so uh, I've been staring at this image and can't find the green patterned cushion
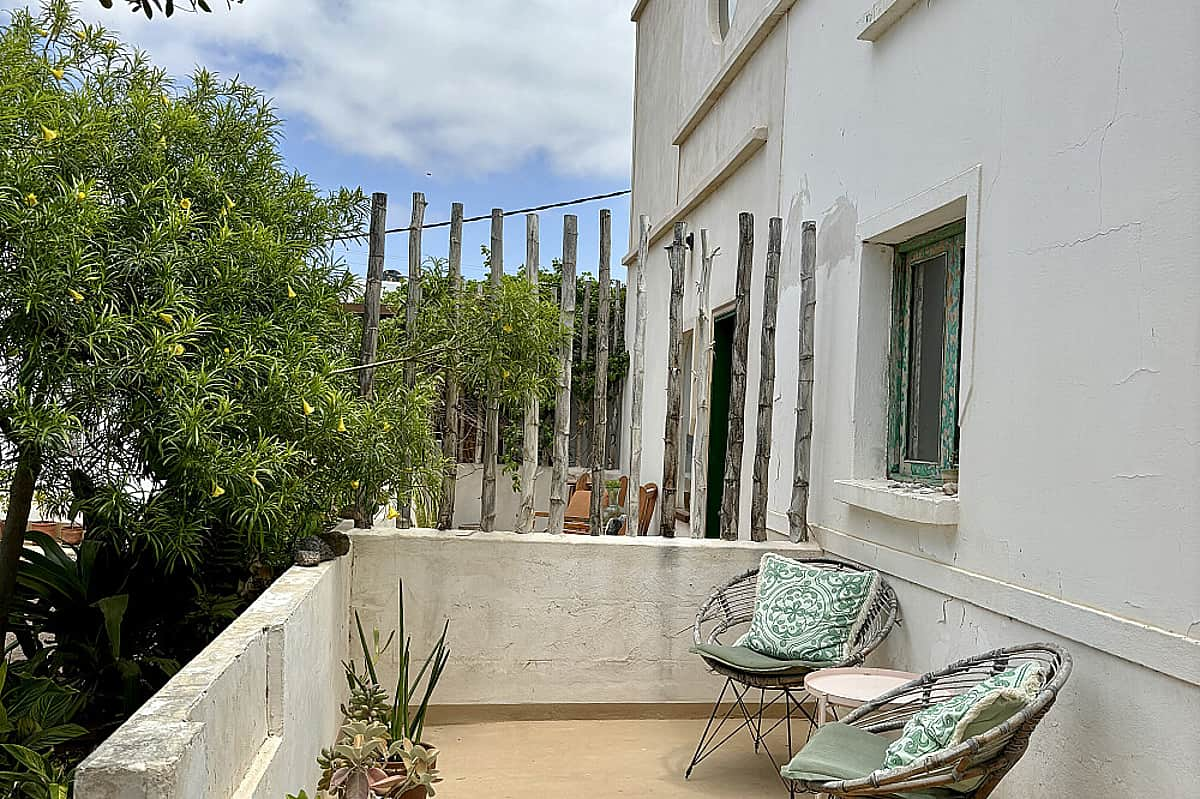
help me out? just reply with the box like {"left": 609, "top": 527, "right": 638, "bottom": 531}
{"left": 690, "top": 643, "right": 824, "bottom": 674}
{"left": 883, "top": 662, "right": 1046, "bottom": 774}
{"left": 736, "top": 553, "right": 880, "bottom": 663}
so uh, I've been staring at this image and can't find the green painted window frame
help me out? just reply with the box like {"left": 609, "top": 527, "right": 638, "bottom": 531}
{"left": 887, "top": 220, "right": 965, "bottom": 483}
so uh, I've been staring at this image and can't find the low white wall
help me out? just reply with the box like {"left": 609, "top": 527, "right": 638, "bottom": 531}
{"left": 347, "top": 528, "right": 820, "bottom": 706}
{"left": 75, "top": 559, "right": 349, "bottom": 799}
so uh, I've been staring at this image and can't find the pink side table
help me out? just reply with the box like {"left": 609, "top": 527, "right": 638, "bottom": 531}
{"left": 804, "top": 667, "right": 920, "bottom": 725}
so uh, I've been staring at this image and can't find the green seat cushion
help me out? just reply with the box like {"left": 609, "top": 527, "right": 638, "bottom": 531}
{"left": 737, "top": 553, "right": 880, "bottom": 663}
{"left": 690, "top": 643, "right": 821, "bottom": 674}
{"left": 781, "top": 723, "right": 963, "bottom": 799}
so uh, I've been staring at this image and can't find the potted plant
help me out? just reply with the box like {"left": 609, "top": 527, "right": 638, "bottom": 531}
{"left": 293, "top": 580, "right": 450, "bottom": 799}
{"left": 604, "top": 479, "right": 621, "bottom": 507}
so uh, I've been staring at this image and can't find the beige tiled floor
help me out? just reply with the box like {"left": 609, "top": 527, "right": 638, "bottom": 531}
{"left": 423, "top": 716, "right": 807, "bottom": 798}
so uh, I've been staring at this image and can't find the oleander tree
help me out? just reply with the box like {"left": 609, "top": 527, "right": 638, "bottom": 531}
{"left": 0, "top": 0, "right": 440, "bottom": 645}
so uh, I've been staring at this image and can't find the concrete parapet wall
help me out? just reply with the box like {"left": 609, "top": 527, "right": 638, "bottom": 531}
{"left": 76, "top": 559, "right": 349, "bottom": 799}
{"left": 346, "top": 528, "right": 820, "bottom": 706}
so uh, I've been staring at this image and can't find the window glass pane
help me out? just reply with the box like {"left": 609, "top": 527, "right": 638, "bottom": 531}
{"left": 906, "top": 252, "right": 947, "bottom": 463}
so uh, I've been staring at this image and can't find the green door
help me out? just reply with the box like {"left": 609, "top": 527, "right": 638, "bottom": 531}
{"left": 706, "top": 314, "right": 735, "bottom": 539}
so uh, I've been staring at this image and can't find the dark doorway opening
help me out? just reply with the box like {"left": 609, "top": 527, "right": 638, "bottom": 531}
{"left": 705, "top": 313, "right": 735, "bottom": 539}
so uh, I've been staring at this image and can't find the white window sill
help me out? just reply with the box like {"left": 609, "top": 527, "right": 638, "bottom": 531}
{"left": 833, "top": 479, "right": 959, "bottom": 526}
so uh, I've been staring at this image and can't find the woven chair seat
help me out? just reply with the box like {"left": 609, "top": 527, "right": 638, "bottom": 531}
{"left": 785, "top": 643, "right": 1072, "bottom": 799}
{"left": 690, "top": 643, "right": 824, "bottom": 675}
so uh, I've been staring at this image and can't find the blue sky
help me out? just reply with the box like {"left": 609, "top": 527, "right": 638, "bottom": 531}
{"left": 9, "top": 0, "right": 634, "bottom": 280}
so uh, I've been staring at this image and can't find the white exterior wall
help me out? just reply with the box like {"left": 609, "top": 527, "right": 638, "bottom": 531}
{"left": 626, "top": 0, "right": 1200, "bottom": 794}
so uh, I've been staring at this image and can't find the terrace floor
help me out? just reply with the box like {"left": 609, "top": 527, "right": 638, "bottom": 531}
{"left": 424, "top": 715, "right": 810, "bottom": 798}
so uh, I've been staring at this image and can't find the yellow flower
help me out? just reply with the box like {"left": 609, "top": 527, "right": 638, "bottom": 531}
{"left": 223, "top": 347, "right": 230, "bottom": 354}
{"left": 75, "top": 190, "right": 86, "bottom": 201}
{"left": 41, "top": 126, "right": 58, "bottom": 143}
{"left": 68, "top": 288, "right": 84, "bottom": 302}
{"left": 158, "top": 312, "right": 174, "bottom": 325}
{"left": 224, "top": 194, "right": 235, "bottom": 210}
{"left": 382, "top": 421, "right": 392, "bottom": 432}
{"left": 35, "top": 27, "right": 49, "bottom": 36}
{"left": 51, "top": 67, "right": 65, "bottom": 80}
{"left": 172, "top": 343, "right": 185, "bottom": 356}
{"left": 503, "top": 324, "right": 513, "bottom": 333}
{"left": 302, "top": 399, "right": 315, "bottom": 416}
{"left": 337, "top": 417, "right": 348, "bottom": 433}
{"left": 386, "top": 506, "right": 401, "bottom": 521}
{"left": 161, "top": 93, "right": 170, "bottom": 107}
{"left": 179, "top": 198, "right": 191, "bottom": 211}
{"left": 350, "top": 480, "right": 360, "bottom": 490}
{"left": 502, "top": 369, "right": 510, "bottom": 379}
{"left": 158, "top": 136, "right": 167, "bottom": 148}
{"left": 250, "top": 474, "right": 263, "bottom": 489}
{"left": 287, "top": 285, "right": 297, "bottom": 299}
{"left": 211, "top": 482, "right": 225, "bottom": 499}
{"left": 73, "top": 29, "right": 86, "bottom": 41}
{"left": 24, "top": 193, "right": 37, "bottom": 207}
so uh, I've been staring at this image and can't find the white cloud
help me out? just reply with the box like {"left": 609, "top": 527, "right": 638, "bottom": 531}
{"left": 48, "top": 0, "right": 635, "bottom": 179}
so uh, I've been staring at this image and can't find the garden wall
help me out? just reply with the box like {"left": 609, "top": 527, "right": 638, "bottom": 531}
{"left": 347, "top": 528, "right": 820, "bottom": 708}
{"left": 75, "top": 558, "right": 349, "bottom": 799}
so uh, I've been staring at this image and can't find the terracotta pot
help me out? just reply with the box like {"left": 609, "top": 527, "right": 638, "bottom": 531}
{"left": 378, "top": 745, "right": 438, "bottom": 799}
{"left": 55, "top": 524, "right": 85, "bottom": 545}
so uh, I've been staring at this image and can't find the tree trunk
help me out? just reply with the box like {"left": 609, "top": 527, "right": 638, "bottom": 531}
{"left": 481, "top": 208, "right": 503, "bottom": 532}
{"left": 549, "top": 215, "right": 578, "bottom": 535}
{"left": 628, "top": 217, "right": 649, "bottom": 534}
{"left": 660, "top": 222, "right": 687, "bottom": 538}
{"left": 720, "top": 212, "right": 754, "bottom": 541}
{"left": 691, "top": 229, "right": 717, "bottom": 538}
{"left": 789, "top": 220, "right": 818, "bottom": 543}
{"left": 589, "top": 210, "right": 612, "bottom": 535}
{"left": 576, "top": 281, "right": 591, "bottom": 467}
{"left": 517, "top": 213, "right": 540, "bottom": 533}
{"left": 437, "top": 202, "right": 464, "bottom": 530}
{"left": 750, "top": 217, "right": 782, "bottom": 541}
{"left": 0, "top": 448, "right": 41, "bottom": 646}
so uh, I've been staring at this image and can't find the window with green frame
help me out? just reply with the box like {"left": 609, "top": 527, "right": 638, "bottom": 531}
{"left": 887, "top": 220, "right": 965, "bottom": 482}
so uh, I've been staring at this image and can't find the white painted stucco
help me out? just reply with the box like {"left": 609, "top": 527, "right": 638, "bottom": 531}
{"left": 347, "top": 528, "right": 819, "bottom": 707}
{"left": 624, "top": 0, "right": 1200, "bottom": 794}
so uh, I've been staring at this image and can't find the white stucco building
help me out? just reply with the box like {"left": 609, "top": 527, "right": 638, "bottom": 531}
{"left": 622, "top": 0, "right": 1200, "bottom": 794}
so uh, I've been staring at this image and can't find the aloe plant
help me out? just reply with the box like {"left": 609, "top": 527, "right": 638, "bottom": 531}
{"left": 346, "top": 579, "right": 450, "bottom": 745}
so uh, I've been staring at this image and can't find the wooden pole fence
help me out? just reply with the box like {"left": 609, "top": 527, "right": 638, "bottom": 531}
{"left": 720, "top": 212, "right": 754, "bottom": 541}
{"left": 660, "top": 222, "right": 687, "bottom": 538}
{"left": 589, "top": 210, "right": 612, "bottom": 535}
{"left": 788, "top": 220, "right": 818, "bottom": 543}
{"left": 517, "top": 214, "right": 540, "bottom": 533}
{"left": 691, "top": 229, "right": 717, "bottom": 538}
{"left": 750, "top": 216, "right": 782, "bottom": 542}
{"left": 480, "top": 208, "right": 503, "bottom": 532}
{"left": 437, "top": 202, "right": 463, "bottom": 530}
{"left": 628, "top": 216, "right": 649, "bottom": 534}
{"left": 354, "top": 191, "right": 387, "bottom": 528}
{"left": 549, "top": 215, "right": 578, "bottom": 535}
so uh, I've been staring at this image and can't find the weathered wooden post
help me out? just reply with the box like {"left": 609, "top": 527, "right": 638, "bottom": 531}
{"left": 437, "top": 202, "right": 464, "bottom": 530}
{"left": 660, "top": 222, "right": 687, "bottom": 538}
{"left": 397, "top": 191, "right": 426, "bottom": 529}
{"left": 576, "top": 280, "right": 591, "bottom": 467}
{"left": 354, "top": 191, "right": 387, "bottom": 528}
{"left": 517, "top": 213, "right": 541, "bottom": 533}
{"left": 589, "top": 210, "right": 612, "bottom": 535}
{"left": 788, "top": 220, "right": 817, "bottom": 543}
{"left": 690, "top": 229, "right": 717, "bottom": 538}
{"left": 628, "top": 216, "right": 649, "bottom": 534}
{"left": 720, "top": 212, "right": 754, "bottom": 541}
{"left": 750, "top": 217, "right": 782, "bottom": 542}
{"left": 481, "top": 208, "right": 503, "bottom": 532}
{"left": 549, "top": 215, "right": 578, "bottom": 535}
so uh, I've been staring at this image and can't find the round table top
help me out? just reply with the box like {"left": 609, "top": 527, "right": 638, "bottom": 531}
{"left": 805, "top": 667, "right": 920, "bottom": 708}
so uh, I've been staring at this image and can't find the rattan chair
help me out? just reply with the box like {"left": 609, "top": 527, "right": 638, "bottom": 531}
{"left": 784, "top": 643, "right": 1072, "bottom": 798}
{"left": 686, "top": 559, "right": 899, "bottom": 788}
